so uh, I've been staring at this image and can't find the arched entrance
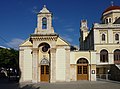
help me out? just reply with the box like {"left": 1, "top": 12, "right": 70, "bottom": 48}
{"left": 77, "top": 58, "right": 88, "bottom": 80}
{"left": 40, "top": 58, "right": 49, "bottom": 82}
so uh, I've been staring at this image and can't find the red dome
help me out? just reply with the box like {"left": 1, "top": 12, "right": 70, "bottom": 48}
{"left": 103, "top": 6, "right": 120, "bottom": 13}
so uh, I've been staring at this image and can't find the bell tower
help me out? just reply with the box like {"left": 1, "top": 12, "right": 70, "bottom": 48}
{"left": 30, "top": 5, "right": 58, "bottom": 83}
{"left": 34, "top": 5, "right": 54, "bottom": 34}
{"left": 80, "top": 20, "right": 88, "bottom": 50}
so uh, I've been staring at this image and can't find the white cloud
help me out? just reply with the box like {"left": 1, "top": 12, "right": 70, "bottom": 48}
{"left": 53, "top": 16, "right": 61, "bottom": 23}
{"left": 53, "top": 16, "right": 59, "bottom": 20}
{"left": 6, "top": 38, "right": 24, "bottom": 50}
{"left": 64, "top": 25, "right": 73, "bottom": 28}
{"left": 61, "top": 34, "right": 73, "bottom": 43}
{"left": 66, "top": 28, "right": 74, "bottom": 32}
{"left": 32, "top": 6, "right": 39, "bottom": 14}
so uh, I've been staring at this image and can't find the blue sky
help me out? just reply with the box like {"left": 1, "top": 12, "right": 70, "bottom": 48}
{"left": 0, "top": 0, "right": 120, "bottom": 49}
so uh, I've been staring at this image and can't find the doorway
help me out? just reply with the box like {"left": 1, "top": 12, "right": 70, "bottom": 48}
{"left": 77, "top": 58, "right": 88, "bottom": 80}
{"left": 41, "top": 65, "right": 49, "bottom": 82}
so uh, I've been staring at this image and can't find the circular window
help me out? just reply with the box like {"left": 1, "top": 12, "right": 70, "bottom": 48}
{"left": 42, "top": 46, "right": 48, "bottom": 52}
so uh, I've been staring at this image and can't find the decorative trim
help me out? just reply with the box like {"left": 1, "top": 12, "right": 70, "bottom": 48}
{"left": 30, "top": 34, "right": 59, "bottom": 43}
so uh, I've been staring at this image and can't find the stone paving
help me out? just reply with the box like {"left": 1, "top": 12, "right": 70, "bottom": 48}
{"left": 19, "top": 80, "right": 120, "bottom": 89}
{"left": 0, "top": 78, "right": 120, "bottom": 89}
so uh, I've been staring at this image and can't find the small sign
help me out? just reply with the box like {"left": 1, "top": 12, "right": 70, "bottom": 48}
{"left": 92, "top": 70, "right": 95, "bottom": 74}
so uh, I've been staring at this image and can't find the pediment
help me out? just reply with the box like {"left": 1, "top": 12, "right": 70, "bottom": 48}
{"left": 19, "top": 38, "right": 32, "bottom": 47}
{"left": 56, "top": 37, "right": 70, "bottom": 46}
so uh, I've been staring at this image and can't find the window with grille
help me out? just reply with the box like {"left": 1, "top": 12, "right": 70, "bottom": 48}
{"left": 41, "top": 65, "right": 44, "bottom": 74}
{"left": 83, "top": 66, "right": 87, "bottom": 74}
{"left": 114, "top": 49, "right": 120, "bottom": 61}
{"left": 46, "top": 65, "right": 49, "bottom": 74}
{"left": 102, "top": 34, "right": 105, "bottom": 41}
{"left": 77, "top": 66, "right": 82, "bottom": 74}
{"left": 115, "top": 34, "right": 119, "bottom": 41}
{"left": 77, "top": 58, "right": 88, "bottom": 64}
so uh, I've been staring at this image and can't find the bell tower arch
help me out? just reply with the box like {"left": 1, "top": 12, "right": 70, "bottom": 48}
{"left": 35, "top": 5, "right": 54, "bottom": 34}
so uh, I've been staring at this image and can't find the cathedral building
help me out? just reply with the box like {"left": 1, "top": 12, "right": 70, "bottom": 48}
{"left": 19, "top": 5, "right": 120, "bottom": 83}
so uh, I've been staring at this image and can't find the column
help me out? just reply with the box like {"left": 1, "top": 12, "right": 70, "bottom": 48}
{"left": 32, "top": 48, "right": 38, "bottom": 83}
{"left": 50, "top": 48, "right": 56, "bottom": 83}
{"left": 65, "top": 48, "right": 70, "bottom": 81}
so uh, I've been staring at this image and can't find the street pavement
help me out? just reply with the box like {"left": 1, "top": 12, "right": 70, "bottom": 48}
{"left": 0, "top": 78, "right": 19, "bottom": 89}
{"left": 19, "top": 79, "right": 120, "bottom": 89}
{"left": 0, "top": 78, "right": 120, "bottom": 89}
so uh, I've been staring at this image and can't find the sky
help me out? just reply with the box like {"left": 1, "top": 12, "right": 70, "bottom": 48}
{"left": 0, "top": 0, "right": 120, "bottom": 50}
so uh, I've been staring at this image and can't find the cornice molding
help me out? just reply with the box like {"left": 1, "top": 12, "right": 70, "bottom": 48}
{"left": 30, "top": 34, "right": 59, "bottom": 41}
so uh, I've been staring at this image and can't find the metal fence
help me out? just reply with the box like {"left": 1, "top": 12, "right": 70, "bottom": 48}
{"left": 96, "top": 74, "right": 111, "bottom": 80}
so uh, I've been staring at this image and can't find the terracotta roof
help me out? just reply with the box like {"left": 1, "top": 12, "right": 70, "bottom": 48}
{"left": 103, "top": 6, "right": 120, "bottom": 13}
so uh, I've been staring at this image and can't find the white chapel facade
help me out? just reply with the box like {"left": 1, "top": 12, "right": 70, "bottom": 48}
{"left": 19, "top": 5, "right": 120, "bottom": 83}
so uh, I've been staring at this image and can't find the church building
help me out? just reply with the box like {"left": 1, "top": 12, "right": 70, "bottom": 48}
{"left": 19, "top": 5, "right": 120, "bottom": 83}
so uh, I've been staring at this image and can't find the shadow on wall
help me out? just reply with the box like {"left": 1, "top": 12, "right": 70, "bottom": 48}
{"left": 18, "top": 67, "right": 21, "bottom": 82}
{"left": 110, "top": 64, "right": 120, "bottom": 81}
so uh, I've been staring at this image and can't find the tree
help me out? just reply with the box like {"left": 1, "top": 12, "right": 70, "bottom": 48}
{"left": 0, "top": 47, "right": 19, "bottom": 69}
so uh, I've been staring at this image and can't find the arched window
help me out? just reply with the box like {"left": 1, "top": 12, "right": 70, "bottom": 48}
{"left": 114, "top": 49, "right": 120, "bottom": 61}
{"left": 106, "top": 19, "right": 108, "bottom": 24}
{"left": 115, "top": 34, "right": 119, "bottom": 41}
{"left": 102, "top": 34, "right": 105, "bottom": 41}
{"left": 109, "top": 18, "right": 112, "bottom": 23}
{"left": 42, "top": 17, "right": 47, "bottom": 29}
{"left": 38, "top": 42, "right": 50, "bottom": 53}
{"left": 100, "top": 49, "right": 108, "bottom": 62}
{"left": 77, "top": 58, "right": 88, "bottom": 64}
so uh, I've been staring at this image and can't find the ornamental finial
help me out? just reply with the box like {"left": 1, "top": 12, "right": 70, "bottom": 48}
{"left": 44, "top": 5, "right": 46, "bottom": 8}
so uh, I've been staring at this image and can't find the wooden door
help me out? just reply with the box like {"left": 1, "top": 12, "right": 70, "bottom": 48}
{"left": 77, "top": 65, "right": 88, "bottom": 80}
{"left": 41, "top": 65, "right": 49, "bottom": 82}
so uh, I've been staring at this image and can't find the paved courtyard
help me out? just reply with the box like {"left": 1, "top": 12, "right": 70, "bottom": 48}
{"left": 19, "top": 80, "right": 120, "bottom": 89}
{"left": 0, "top": 78, "right": 120, "bottom": 89}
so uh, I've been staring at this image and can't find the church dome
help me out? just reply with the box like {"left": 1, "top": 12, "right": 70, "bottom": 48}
{"left": 103, "top": 6, "right": 120, "bottom": 13}
{"left": 101, "top": 5, "right": 120, "bottom": 24}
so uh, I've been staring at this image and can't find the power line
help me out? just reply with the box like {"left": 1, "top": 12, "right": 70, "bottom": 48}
{"left": 0, "top": 35, "right": 18, "bottom": 49}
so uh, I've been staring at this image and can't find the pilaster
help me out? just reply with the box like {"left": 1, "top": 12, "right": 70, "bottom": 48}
{"left": 65, "top": 48, "right": 70, "bottom": 81}
{"left": 50, "top": 48, "right": 56, "bottom": 83}
{"left": 32, "top": 48, "right": 38, "bottom": 83}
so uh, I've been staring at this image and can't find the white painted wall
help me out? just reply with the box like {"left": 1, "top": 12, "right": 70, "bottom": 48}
{"left": 108, "top": 29, "right": 113, "bottom": 43}
{"left": 56, "top": 49, "right": 66, "bottom": 81}
{"left": 23, "top": 49, "right": 32, "bottom": 81}
{"left": 94, "top": 30, "right": 100, "bottom": 44}
{"left": 70, "top": 52, "right": 75, "bottom": 64}
{"left": 91, "top": 52, "right": 96, "bottom": 64}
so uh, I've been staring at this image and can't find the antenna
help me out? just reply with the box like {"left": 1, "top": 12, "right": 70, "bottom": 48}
{"left": 111, "top": 1, "right": 114, "bottom": 6}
